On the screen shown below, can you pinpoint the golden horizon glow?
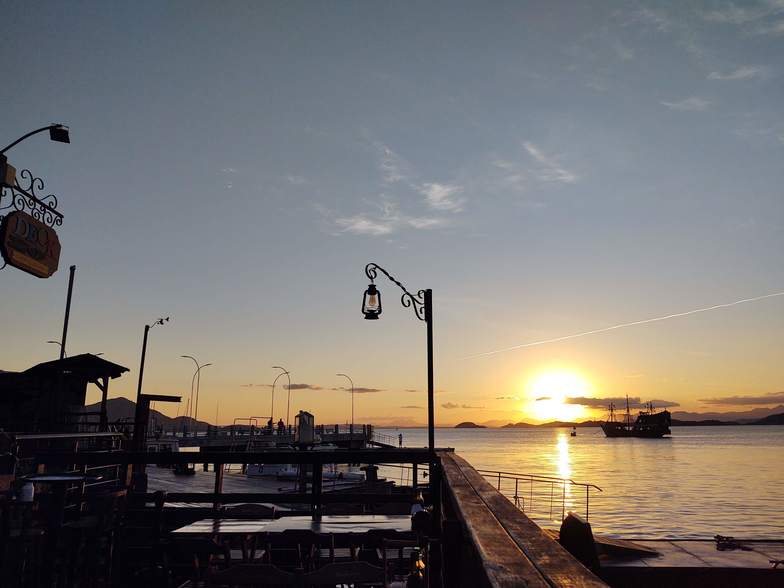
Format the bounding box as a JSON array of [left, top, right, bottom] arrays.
[[525, 370, 589, 422]]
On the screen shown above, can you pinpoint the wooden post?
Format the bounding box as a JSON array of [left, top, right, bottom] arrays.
[[311, 460, 323, 521], [413, 463, 418, 491], [213, 463, 224, 511], [98, 376, 109, 432]]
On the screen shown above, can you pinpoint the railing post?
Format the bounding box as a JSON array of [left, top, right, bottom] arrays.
[[497, 472, 501, 491], [586, 485, 589, 520], [514, 478, 519, 509], [562, 482, 566, 520], [549, 482, 554, 519]]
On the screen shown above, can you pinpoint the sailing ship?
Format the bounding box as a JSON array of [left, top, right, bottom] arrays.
[[601, 397, 671, 438]]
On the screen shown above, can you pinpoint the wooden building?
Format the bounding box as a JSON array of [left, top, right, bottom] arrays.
[[0, 354, 128, 433]]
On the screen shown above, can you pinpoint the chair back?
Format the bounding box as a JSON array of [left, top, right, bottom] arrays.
[[302, 561, 385, 586], [208, 563, 298, 586]]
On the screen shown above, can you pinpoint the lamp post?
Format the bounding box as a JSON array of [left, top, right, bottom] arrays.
[[181, 356, 211, 435], [270, 370, 287, 432], [1, 124, 70, 155], [273, 366, 291, 427], [336, 373, 355, 434], [135, 317, 169, 419], [361, 263, 435, 454], [46, 340, 66, 358]]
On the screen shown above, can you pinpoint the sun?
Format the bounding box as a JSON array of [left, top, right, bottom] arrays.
[[526, 370, 589, 422]]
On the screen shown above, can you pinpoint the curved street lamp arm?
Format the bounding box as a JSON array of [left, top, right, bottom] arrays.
[[365, 263, 427, 321], [1, 124, 70, 154]]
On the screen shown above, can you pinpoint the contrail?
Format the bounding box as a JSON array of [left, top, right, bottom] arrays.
[[466, 290, 784, 360]]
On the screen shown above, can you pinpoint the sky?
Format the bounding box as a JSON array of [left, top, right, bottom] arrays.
[[1, 1, 783, 427]]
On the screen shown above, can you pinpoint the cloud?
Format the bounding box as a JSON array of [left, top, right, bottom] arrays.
[[333, 386, 384, 394], [441, 402, 459, 409], [698, 392, 784, 406], [698, 3, 784, 36], [496, 396, 519, 400], [335, 200, 448, 236], [286, 174, 307, 185], [708, 66, 767, 80], [400, 405, 424, 409], [461, 404, 485, 409], [418, 183, 465, 212], [285, 383, 323, 390], [404, 389, 419, 393], [563, 396, 680, 408], [626, 7, 672, 32], [660, 97, 711, 111], [614, 42, 635, 61], [522, 142, 578, 184], [373, 141, 409, 184], [535, 396, 551, 402]]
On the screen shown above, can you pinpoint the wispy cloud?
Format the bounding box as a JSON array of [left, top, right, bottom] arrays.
[[522, 142, 578, 184], [441, 402, 459, 409], [400, 405, 424, 409], [495, 396, 519, 400], [698, 2, 784, 35], [626, 7, 672, 32], [698, 391, 784, 406], [708, 65, 768, 80], [418, 182, 465, 212], [334, 200, 448, 236], [374, 141, 409, 184], [286, 174, 307, 185], [660, 97, 711, 111], [333, 386, 384, 394]]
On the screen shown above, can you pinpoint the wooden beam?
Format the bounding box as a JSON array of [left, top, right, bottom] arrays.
[[36, 448, 437, 466], [134, 492, 415, 504], [445, 453, 607, 588], [441, 452, 550, 588]]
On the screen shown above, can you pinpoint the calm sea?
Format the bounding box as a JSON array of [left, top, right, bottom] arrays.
[[379, 425, 784, 539]]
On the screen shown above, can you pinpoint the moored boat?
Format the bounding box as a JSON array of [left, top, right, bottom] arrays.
[[601, 397, 671, 438]]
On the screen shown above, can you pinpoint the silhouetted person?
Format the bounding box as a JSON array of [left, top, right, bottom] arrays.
[[399, 433, 403, 447], [277, 418, 285, 434]]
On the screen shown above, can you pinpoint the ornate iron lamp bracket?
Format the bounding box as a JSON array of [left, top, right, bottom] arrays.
[[365, 262, 427, 322], [0, 168, 64, 228]]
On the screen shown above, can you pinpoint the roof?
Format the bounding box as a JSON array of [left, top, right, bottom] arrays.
[[23, 353, 129, 380]]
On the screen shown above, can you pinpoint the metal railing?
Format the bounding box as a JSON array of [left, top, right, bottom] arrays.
[[476, 469, 602, 522], [370, 430, 400, 447]]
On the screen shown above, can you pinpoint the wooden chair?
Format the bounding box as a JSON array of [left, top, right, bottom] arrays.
[[301, 561, 386, 587], [166, 537, 232, 587], [207, 563, 300, 587]]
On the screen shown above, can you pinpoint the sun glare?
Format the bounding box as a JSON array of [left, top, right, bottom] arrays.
[[526, 370, 589, 422]]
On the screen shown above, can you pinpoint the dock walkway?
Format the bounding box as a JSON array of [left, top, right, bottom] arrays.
[[440, 451, 606, 588]]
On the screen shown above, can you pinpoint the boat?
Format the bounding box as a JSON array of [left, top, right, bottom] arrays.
[[601, 397, 671, 438]]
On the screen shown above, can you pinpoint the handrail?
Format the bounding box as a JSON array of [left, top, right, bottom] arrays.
[[475, 469, 603, 492], [474, 468, 602, 522]]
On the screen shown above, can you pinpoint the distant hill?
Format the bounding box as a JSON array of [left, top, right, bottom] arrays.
[[454, 421, 486, 429], [752, 412, 784, 425], [671, 419, 738, 426], [83, 397, 210, 431], [671, 405, 784, 423], [502, 420, 603, 429]]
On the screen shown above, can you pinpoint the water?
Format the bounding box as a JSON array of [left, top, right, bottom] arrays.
[[380, 425, 784, 539]]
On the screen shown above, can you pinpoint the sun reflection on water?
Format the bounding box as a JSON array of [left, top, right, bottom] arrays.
[[556, 433, 571, 483]]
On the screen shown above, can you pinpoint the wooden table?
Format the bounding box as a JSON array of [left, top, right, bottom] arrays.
[[172, 518, 272, 535], [264, 515, 411, 535], [173, 515, 411, 536]]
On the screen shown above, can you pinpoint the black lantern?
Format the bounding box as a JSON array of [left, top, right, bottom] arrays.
[[362, 283, 382, 319]]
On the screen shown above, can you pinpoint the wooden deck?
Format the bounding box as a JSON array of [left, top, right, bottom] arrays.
[[600, 539, 784, 587], [440, 452, 606, 588]]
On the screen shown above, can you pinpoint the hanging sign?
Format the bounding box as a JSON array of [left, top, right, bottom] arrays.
[[0, 211, 61, 278]]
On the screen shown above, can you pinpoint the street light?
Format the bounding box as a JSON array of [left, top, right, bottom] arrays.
[[46, 340, 66, 358], [362, 263, 434, 454], [181, 355, 212, 435], [272, 366, 291, 427], [270, 371, 288, 431], [134, 317, 169, 447], [1, 124, 70, 155], [336, 373, 355, 433]]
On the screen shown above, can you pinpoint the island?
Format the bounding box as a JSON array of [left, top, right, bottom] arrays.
[[455, 421, 486, 428]]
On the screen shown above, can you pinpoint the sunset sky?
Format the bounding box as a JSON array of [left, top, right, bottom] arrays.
[[2, 2, 783, 426]]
